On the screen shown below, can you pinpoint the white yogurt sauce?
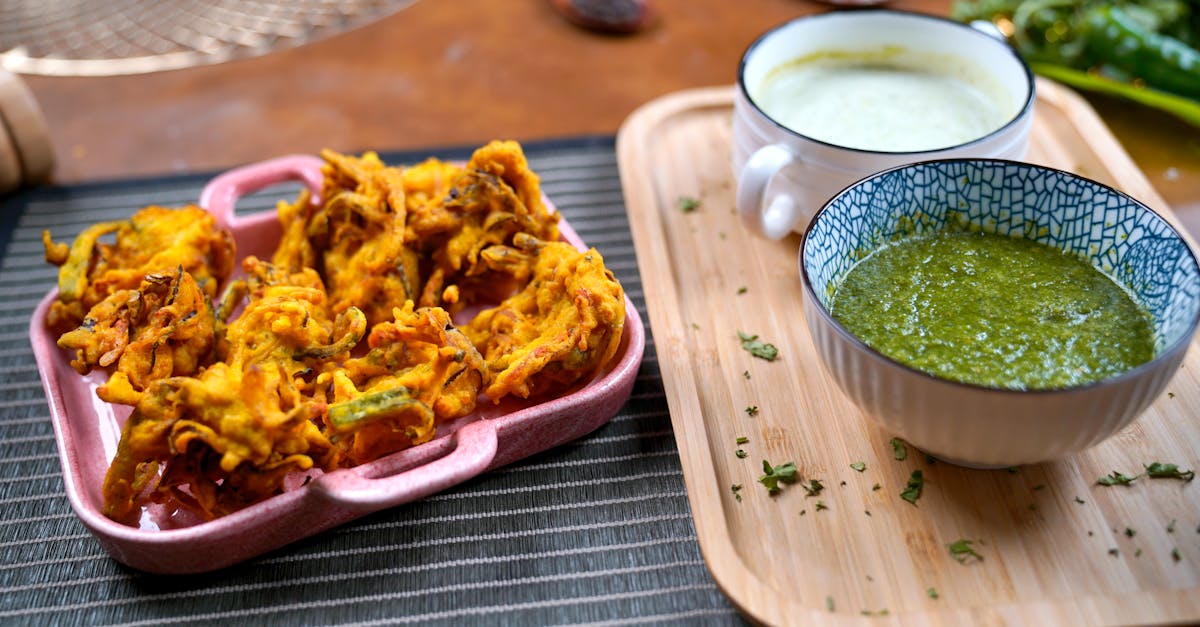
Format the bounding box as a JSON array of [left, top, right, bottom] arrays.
[[754, 57, 1009, 152]]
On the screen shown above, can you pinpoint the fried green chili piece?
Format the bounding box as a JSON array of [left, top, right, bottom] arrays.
[[327, 387, 433, 431]]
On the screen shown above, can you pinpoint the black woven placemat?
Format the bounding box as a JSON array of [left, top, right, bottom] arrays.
[[0, 138, 744, 626]]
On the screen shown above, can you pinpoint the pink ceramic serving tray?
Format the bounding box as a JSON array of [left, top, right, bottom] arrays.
[[30, 155, 645, 574]]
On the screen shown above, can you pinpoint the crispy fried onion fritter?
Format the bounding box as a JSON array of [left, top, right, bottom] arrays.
[[46, 140, 626, 522], [465, 235, 625, 400], [57, 266, 219, 407], [42, 205, 235, 335]]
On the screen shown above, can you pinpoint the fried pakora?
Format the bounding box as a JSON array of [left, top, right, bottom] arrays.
[[56, 266, 218, 407], [42, 205, 235, 334], [464, 235, 625, 401], [48, 141, 629, 523], [271, 150, 421, 328], [412, 141, 561, 312], [319, 301, 487, 465], [101, 258, 354, 521]]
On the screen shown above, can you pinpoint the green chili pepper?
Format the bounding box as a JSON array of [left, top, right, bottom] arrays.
[[952, 0, 1200, 126], [327, 386, 432, 430], [58, 221, 123, 302], [1084, 5, 1200, 100]]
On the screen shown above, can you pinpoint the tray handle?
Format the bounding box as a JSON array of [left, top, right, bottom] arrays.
[[198, 154, 325, 228], [311, 419, 499, 510]]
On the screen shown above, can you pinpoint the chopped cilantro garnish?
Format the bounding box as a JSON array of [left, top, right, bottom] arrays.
[[825, 596, 835, 612], [948, 539, 983, 563], [1145, 462, 1195, 482], [677, 196, 700, 212], [735, 449, 748, 459], [731, 483, 743, 502], [737, 331, 779, 361], [850, 461, 866, 472], [736, 286, 748, 295], [1097, 470, 1137, 486], [736, 436, 749, 445], [759, 460, 799, 494], [1168, 519, 1177, 533], [745, 405, 759, 416], [803, 479, 825, 497], [742, 370, 751, 379], [1074, 496, 1086, 504], [900, 470, 924, 505], [871, 483, 881, 491], [815, 500, 828, 511], [861, 609, 889, 617], [1125, 527, 1136, 538], [1108, 548, 1120, 557], [1172, 547, 1182, 561], [890, 437, 907, 461], [927, 587, 939, 600]]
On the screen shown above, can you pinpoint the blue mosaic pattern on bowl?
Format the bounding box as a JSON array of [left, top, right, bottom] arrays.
[[804, 160, 1200, 354]]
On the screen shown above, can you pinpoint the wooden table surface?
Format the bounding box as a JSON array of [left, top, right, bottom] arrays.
[[18, 0, 1200, 230]]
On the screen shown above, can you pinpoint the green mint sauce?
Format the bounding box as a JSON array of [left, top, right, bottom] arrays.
[[829, 230, 1155, 390]]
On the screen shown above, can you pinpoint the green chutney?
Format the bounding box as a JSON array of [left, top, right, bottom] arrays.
[[829, 230, 1155, 390]]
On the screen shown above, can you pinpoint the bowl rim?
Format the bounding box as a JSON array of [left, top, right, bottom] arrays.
[[799, 157, 1200, 395], [736, 8, 1038, 157]]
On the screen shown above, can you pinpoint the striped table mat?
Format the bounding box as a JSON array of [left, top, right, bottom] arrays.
[[0, 138, 744, 626]]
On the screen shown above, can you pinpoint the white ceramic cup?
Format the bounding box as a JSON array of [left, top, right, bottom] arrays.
[[734, 10, 1036, 239]]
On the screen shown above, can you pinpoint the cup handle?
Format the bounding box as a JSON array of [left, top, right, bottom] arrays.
[[737, 143, 802, 240]]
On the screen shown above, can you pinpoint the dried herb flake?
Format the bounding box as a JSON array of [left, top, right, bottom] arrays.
[[948, 539, 983, 564], [1097, 470, 1137, 486], [900, 470, 924, 505], [759, 460, 799, 494], [737, 331, 779, 361], [1145, 462, 1195, 482]]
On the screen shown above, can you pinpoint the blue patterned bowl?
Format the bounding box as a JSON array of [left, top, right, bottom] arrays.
[[800, 159, 1200, 467]]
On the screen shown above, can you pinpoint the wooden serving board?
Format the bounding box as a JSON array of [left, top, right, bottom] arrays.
[[616, 79, 1200, 626]]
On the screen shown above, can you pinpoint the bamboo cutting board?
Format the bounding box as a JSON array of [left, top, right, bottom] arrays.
[[616, 79, 1200, 626]]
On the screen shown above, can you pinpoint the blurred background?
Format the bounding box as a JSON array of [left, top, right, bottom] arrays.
[[0, 0, 1194, 224]]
